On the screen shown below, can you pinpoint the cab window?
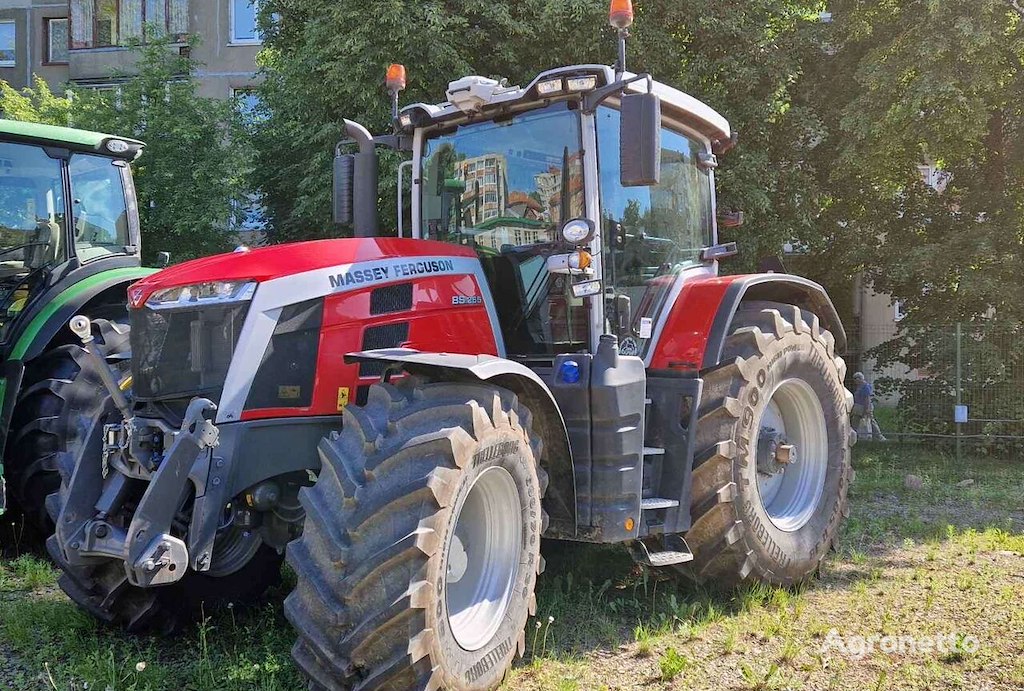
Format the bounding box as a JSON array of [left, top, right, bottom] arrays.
[[0, 142, 67, 273], [0, 141, 68, 340], [420, 103, 589, 357], [70, 153, 129, 261], [597, 106, 714, 348]]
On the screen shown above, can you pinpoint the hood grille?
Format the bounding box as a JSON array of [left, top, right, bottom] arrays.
[[369, 282, 414, 315], [358, 322, 410, 377], [130, 303, 248, 401]]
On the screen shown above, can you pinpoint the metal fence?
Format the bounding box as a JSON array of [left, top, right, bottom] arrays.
[[846, 323, 1024, 457]]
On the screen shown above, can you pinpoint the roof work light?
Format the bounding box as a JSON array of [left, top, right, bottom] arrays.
[[387, 64, 407, 125]]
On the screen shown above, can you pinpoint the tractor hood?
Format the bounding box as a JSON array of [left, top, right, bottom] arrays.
[[127, 238, 479, 308], [125, 236, 503, 421]]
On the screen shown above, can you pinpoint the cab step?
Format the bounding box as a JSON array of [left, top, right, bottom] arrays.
[[628, 535, 694, 567], [641, 497, 679, 510]]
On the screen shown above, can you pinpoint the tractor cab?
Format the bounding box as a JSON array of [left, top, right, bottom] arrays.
[[0, 121, 143, 342], [404, 66, 733, 363], [335, 16, 738, 367]]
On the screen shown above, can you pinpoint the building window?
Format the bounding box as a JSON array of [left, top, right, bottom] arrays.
[[45, 18, 69, 64], [70, 0, 187, 49], [0, 22, 15, 67], [230, 0, 260, 44]]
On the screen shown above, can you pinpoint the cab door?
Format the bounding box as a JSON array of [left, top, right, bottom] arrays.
[[594, 106, 717, 359]]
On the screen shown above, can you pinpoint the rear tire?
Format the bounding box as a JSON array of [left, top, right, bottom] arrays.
[[286, 379, 547, 691], [678, 302, 853, 587], [5, 316, 129, 536]]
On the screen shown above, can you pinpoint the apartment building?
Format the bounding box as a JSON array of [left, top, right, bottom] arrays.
[[0, 0, 261, 101]]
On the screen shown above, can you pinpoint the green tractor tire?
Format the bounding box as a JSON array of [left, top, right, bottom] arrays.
[[5, 316, 130, 536]]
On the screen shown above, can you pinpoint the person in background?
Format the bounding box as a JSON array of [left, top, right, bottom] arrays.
[[851, 371, 887, 441]]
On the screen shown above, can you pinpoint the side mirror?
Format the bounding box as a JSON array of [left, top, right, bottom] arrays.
[[156, 251, 170, 268], [620, 91, 661, 187], [333, 152, 355, 226]]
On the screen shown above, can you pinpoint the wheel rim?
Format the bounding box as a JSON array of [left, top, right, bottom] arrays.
[[446, 466, 522, 652], [755, 378, 828, 532], [205, 503, 263, 577]]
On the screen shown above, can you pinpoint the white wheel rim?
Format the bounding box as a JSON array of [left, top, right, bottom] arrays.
[[446, 466, 522, 651], [755, 378, 828, 532]]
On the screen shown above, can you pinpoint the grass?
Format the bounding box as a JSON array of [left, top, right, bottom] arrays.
[[1, 446, 1022, 690], [658, 647, 690, 681]]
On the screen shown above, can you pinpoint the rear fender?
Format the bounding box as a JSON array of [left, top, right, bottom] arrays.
[[649, 273, 845, 372], [344, 349, 577, 536]]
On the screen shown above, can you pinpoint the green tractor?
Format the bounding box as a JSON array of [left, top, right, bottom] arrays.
[[0, 119, 154, 540]]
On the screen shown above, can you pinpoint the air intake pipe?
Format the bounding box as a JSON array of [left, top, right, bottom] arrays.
[[334, 119, 379, 238]]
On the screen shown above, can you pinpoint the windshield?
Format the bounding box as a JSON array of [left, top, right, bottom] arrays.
[[420, 103, 589, 357], [420, 103, 584, 247], [0, 142, 69, 339]]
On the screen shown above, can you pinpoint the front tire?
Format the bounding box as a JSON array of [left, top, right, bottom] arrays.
[[6, 316, 129, 535], [679, 302, 853, 587], [286, 379, 547, 691]]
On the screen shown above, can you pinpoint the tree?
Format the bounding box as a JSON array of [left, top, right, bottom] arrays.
[[0, 77, 73, 125], [253, 0, 831, 264], [804, 0, 1024, 324], [800, 0, 1024, 432], [0, 38, 253, 263]]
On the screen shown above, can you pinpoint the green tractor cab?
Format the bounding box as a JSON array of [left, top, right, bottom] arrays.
[[0, 120, 155, 535]]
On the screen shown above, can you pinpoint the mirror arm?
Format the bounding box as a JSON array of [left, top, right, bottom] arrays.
[[371, 134, 414, 152], [335, 135, 413, 155], [582, 72, 653, 114]]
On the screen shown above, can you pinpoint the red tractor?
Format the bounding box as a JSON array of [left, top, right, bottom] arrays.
[[49, 4, 853, 689]]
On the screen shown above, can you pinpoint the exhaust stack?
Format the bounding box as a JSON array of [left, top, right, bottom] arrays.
[[333, 119, 379, 238]]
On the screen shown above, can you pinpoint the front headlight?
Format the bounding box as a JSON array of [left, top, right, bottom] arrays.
[[146, 280, 257, 308]]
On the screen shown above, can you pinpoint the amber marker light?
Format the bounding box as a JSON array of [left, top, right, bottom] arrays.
[[609, 0, 634, 30], [568, 250, 592, 271], [386, 63, 407, 92]]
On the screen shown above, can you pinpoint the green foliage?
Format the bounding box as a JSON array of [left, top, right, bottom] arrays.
[[817, 0, 1024, 315], [0, 37, 252, 263], [659, 646, 691, 681], [788, 1, 1024, 435], [807, 7, 1022, 308], [0, 77, 73, 126]]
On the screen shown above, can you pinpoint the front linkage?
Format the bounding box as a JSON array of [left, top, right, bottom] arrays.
[[55, 378, 220, 586], [52, 316, 290, 594]]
